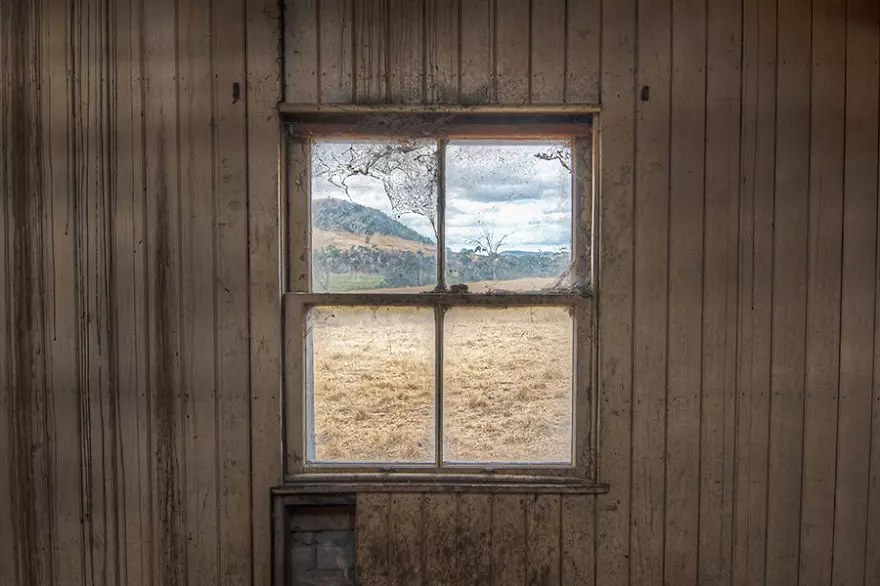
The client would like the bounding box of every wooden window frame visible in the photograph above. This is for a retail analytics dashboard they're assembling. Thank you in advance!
[281,108,603,492]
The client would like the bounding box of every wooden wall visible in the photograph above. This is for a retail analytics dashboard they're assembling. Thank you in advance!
[0,0,281,585]
[3,0,880,585]
[285,1,880,585]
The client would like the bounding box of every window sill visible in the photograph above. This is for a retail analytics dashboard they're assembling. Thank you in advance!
[274,473,609,495]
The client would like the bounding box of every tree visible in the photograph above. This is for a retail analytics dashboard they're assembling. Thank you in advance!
[313,141,439,239]
[468,226,511,281]
[470,226,510,257]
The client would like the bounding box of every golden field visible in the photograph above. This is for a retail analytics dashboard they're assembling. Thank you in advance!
[309,305,573,464]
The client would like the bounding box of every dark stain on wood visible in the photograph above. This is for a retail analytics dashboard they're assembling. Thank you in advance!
[154,126,184,586]
[4,1,51,584]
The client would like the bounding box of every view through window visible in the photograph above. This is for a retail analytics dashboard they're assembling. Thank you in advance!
[289,126,592,470]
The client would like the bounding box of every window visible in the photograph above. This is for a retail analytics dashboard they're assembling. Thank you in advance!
[284,111,595,481]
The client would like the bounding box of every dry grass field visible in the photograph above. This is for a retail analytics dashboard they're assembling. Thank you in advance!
[309,306,573,464]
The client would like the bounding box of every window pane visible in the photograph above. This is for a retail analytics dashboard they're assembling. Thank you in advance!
[308,306,435,464]
[442,306,573,464]
[445,141,573,293]
[311,140,438,292]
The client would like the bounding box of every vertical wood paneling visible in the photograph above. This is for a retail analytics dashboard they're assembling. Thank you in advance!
[492,494,528,585]
[423,494,457,585]
[833,1,880,582]
[700,0,742,584]
[834,5,880,585]
[357,493,390,585]
[214,0,252,581]
[459,0,494,104]
[526,494,562,584]
[246,0,283,582]
[631,0,671,583]
[561,495,594,585]
[425,0,459,104]
[565,0,600,104]
[530,0,566,103]
[45,0,87,583]
[285,0,318,102]
[178,0,221,581]
[388,494,424,585]
[0,3,12,577]
[458,493,492,583]
[354,0,388,103]
[388,0,424,103]
[665,1,705,584]
[867,205,880,583]
[143,0,187,582]
[733,0,777,584]
[596,0,637,584]
[799,0,846,584]
[766,1,812,585]
[495,0,530,104]
[112,0,153,582]
[319,0,354,103]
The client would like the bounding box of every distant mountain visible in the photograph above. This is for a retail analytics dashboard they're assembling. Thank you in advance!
[312,198,433,245]
[500,249,565,257]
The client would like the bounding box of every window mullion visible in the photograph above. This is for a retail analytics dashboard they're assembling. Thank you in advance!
[436,138,447,291]
[434,305,445,467]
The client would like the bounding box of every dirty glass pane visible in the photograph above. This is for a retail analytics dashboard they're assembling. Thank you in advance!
[307,306,435,463]
[445,141,573,293]
[311,140,438,292]
[442,306,573,464]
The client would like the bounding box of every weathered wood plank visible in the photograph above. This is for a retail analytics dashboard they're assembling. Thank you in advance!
[700,0,742,583]
[765,0,811,584]
[388,494,424,585]
[42,0,86,583]
[319,0,354,103]
[113,0,153,581]
[495,0,530,104]
[425,0,459,104]
[178,0,220,581]
[458,493,492,584]
[868,212,880,582]
[530,0,566,103]
[246,0,284,582]
[215,0,253,581]
[354,0,388,103]
[424,494,458,586]
[799,0,846,583]
[526,494,561,585]
[833,3,880,585]
[732,0,777,584]
[357,493,390,586]
[631,0,671,582]
[492,494,528,585]
[286,0,319,102]
[595,0,637,582]
[0,5,10,573]
[565,0,600,104]
[388,0,424,103]
[143,0,187,580]
[459,0,494,104]
[561,495,594,585]
[665,0,705,584]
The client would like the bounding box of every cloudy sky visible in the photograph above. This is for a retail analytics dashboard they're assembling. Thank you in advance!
[311,139,572,253]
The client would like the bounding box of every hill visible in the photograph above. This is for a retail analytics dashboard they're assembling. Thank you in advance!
[312,197,433,245]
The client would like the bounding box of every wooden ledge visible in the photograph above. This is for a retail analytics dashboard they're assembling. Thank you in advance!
[274,474,609,495]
